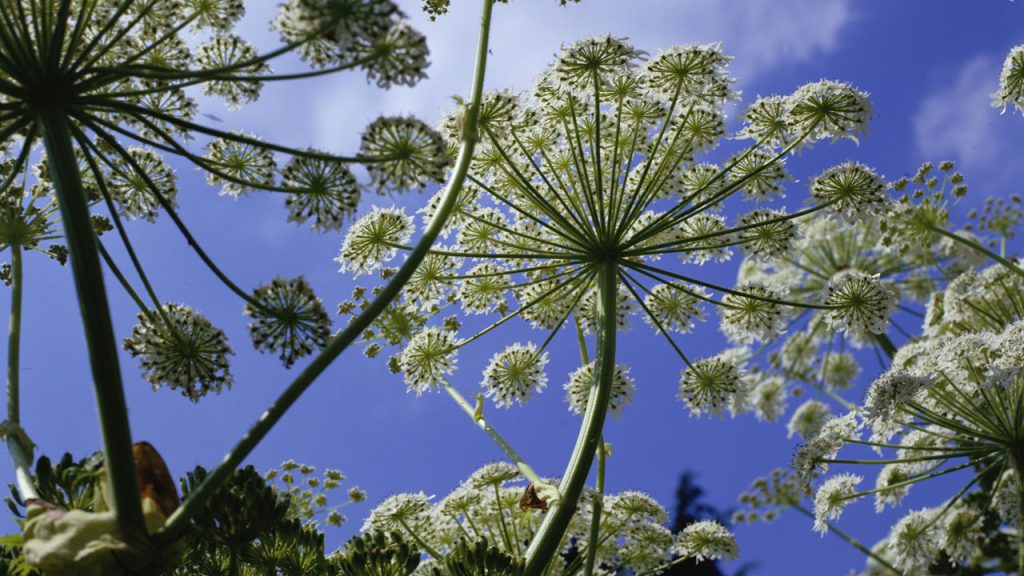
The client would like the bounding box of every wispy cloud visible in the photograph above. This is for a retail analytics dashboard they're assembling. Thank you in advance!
[913,55,1024,192]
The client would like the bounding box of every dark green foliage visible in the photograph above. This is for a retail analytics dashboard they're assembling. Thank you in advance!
[431,538,523,576]
[173,465,340,575]
[0,535,37,576]
[180,465,290,549]
[334,530,420,576]
[252,519,332,576]
[0,452,104,576]
[6,452,103,517]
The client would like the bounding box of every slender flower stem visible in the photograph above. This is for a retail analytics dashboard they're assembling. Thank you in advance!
[4,245,38,501]
[36,107,146,540]
[80,98,400,165]
[441,380,543,485]
[872,333,897,360]
[524,261,618,575]
[926,224,1024,281]
[151,0,498,545]
[790,503,900,575]
[73,121,275,317]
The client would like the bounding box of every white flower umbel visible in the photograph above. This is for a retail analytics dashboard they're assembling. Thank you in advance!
[785,80,872,144]
[750,376,787,422]
[787,400,832,440]
[942,502,983,566]
[642,283,707,334]
[565,362,636,417]
[824,270,898,336]
[481,343,549,408]
[399,327,459,395]
[874,464,911,513]
[679,352,746,417]
[245,276,331,368]
[888,508,942,575]
[792,412,861,490]
[123,303,234,402]
[719,282,788,344]
[810,162,888,223]
[673,521,739,563]
[326,32,886,573]
[861,369,931,429]
[282,153,360,232]
[813,473,863,533]
[337,206,414,275]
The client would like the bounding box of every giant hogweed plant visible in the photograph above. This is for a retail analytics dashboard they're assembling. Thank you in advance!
[329,27,912,573]
[0,0,1004,575]
[0,0,502,572]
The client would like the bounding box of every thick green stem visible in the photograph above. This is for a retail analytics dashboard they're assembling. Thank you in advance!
[582,439,606,576]
[573,316,603,576]
[523,261,617,575]
[5,245,38,501]
[36,108,146,539]
[151,0,497,545]
[1012,455,1024,576]
[7,244,22,425]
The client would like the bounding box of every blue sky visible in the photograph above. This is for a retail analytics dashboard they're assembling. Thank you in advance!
[2,1,1024,574]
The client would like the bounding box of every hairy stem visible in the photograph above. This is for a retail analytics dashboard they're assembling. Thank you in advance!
[6,244,22,426]
[37,108,146,539]
[524,261,617,575]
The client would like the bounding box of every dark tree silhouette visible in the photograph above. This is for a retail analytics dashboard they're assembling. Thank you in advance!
[663,471,731,576]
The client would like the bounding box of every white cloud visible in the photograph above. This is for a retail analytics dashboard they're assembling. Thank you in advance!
[913,55,1024,189]
[223,0,854,151]
[914,57,999,168]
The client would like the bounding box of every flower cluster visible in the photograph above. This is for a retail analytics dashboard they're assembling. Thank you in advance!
[245,276,332,368]
[264,459,364,528]
[123,303,234,401]
[731,161,980,429]
[357,461,737,574]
